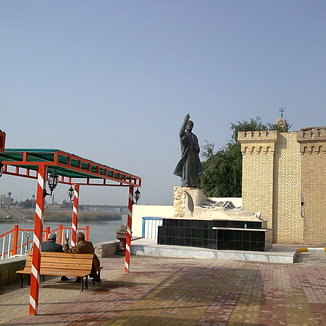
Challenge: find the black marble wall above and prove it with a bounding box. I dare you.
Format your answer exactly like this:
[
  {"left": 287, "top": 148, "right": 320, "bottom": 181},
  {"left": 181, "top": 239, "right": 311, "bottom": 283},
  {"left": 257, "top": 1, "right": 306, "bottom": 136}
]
[{"left": 157, "top": 219, "right": 268, "bottom": 251}]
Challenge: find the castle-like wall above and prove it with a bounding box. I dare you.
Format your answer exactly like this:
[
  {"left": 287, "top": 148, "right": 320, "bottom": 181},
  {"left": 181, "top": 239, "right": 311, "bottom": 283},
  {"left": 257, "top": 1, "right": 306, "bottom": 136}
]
[
  {"left": 298, "top": 128, "right": 326, "bottom": 245},
  {"left": 239, "top": 127, "right": 326, "bottom": 245},
  {"left": 273, "top": 133, "right": 302, "bottom": 243},
  {"left": 238, "top": 131, "right": 277, "bottom": 234}
]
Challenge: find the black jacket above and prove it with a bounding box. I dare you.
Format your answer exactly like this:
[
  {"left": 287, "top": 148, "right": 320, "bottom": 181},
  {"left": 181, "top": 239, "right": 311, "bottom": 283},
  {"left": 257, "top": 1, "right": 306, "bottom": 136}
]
[{"left": 42, "top": 240, "right": 63, "bottom": 252}]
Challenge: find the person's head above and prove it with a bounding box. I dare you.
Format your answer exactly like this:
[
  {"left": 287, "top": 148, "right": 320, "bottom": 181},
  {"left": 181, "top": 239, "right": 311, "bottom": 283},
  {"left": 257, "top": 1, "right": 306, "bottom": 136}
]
[
  {"left": 185, "top": 120, "right": 194, "bottom": 131},
  {"left": 76, "top": 232, "right": 85, "bottom": 243},
  {"left": 48, "top": 233, "right": 56, "bottom": 242}
]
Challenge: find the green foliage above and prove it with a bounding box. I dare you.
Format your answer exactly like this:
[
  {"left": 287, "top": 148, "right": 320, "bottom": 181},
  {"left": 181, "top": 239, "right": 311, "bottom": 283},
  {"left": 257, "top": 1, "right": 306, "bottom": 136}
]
[
  {"left": 199, "top": 116, "right": 290, "bottom": 197},
  {"left": 60, "top": 199, "right": 72, "bottom": 208},
  {"left": 18, "top": 199, "right": 35, "bottom": 209},
  {"left": 199, "top": 142, "right": 242, "bottom": 197},
  {"left": 116, "top": 225, "right": 127, "bottom": 233},
  {"left": 230, "top": 116, "right": 267, "bottom": 141},
  {"left": 267, "top": 120, "right": 291, "bottom": 132},
  {"left": 201, "top": 140, "right": 215, "bottom": 160}
]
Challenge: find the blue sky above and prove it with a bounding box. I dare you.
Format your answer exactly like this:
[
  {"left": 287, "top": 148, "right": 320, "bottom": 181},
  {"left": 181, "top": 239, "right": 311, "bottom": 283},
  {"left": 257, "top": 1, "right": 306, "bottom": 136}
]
[{"left": 1, "top": 1, "right": 325, "bottom": 205}]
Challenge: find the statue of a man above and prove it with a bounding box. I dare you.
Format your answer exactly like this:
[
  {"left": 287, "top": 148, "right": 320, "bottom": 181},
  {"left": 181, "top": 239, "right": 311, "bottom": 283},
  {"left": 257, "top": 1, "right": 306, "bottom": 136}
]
[{"left": 174, "top": 114, "right": 203, "bottom": 187}]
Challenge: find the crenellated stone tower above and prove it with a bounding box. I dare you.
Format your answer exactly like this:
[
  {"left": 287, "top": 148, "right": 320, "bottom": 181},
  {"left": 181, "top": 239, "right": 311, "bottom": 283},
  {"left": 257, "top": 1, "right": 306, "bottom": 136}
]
[
  {"left": 297, "top": 127, "right": 326, "bottom": 245},
  {"left": 239, "top": 127, "right": 326, "bottom": 245},
  {"left": 238, "top": 130, "right": 277, "bottom": 232}
]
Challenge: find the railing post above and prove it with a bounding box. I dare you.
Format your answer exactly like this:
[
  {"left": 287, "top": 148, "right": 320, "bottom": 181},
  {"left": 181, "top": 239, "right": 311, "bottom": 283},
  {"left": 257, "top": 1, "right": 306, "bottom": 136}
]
[
  {"left": 58, "top": 225, "right": 63, "bottom": 245},
  {"left": 7, "top": 233, "right": 11, "bottom": 258},
  {"left": 29, "top": 164, "right": 46, "bottom": 315},
  {"left": 85, "top": 225, "right": 89, "bottom": 241},
  {"left": 1, "top": 237, "right": 5, "bottom": 260},
  {"left": 20, "top": 231, "right": 24, "bottom": 255},
  {"left": 71, "top": 184, "right": 80, "bottom": 246},
  {"left": 12, "top": 225, "right": 19, "bottom": 256},
  {"left": 124, "top": 186, "right": 134, "bottom": 272},
  {"left": 45, "top": 226, "right": 50, "bottom": 241}
]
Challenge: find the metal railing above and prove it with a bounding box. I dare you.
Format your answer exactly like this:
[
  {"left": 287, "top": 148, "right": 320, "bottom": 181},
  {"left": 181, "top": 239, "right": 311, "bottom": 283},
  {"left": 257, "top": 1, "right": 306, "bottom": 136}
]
[{"left": 0, "top": 224, "right": 89, "bottom": 259}]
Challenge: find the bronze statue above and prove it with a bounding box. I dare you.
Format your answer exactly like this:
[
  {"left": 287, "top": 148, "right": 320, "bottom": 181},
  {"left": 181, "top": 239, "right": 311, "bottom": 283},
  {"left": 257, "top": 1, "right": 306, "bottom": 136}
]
[{"left": 174, "top": 114, "right": 203, "bottom": 187}]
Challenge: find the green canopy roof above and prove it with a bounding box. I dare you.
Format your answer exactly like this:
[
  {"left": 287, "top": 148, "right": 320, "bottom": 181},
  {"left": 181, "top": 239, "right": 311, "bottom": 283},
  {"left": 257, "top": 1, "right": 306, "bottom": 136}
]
[{"left": 0, "top": 148, "right": 141, "bottom": 187}]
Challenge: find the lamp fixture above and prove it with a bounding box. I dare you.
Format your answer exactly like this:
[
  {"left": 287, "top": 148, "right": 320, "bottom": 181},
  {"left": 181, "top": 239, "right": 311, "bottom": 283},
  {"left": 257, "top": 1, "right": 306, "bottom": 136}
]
[
  {"left": 134, "top": 188, "right": 140, "bottom": 204},
  {"left": 43, "top": 172, "right": 59, "bottom": 197},
  {"left": 68, "top": 186, "right": 74, "bottom": 202}
]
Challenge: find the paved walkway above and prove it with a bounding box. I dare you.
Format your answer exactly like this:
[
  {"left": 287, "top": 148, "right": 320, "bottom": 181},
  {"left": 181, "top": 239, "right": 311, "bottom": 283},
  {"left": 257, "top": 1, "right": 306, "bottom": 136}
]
[{"left": 0, "top": 253, "right": 326, "bottom": 326}]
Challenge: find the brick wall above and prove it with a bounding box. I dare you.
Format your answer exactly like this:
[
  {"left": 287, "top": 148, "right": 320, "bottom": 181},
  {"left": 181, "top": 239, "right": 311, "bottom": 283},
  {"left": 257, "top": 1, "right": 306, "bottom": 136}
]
[
  {"left": 239, "top": 127, "right": 326, "bottom": 245},
  {"left": 298, "top": 128, "right": 326, "bottom": 245},
  {"left": 239, "top": 130, "right": 277, "bottom": 234},
  {"left": 273, "top": 133, "right": 303, "bottom": 243}
]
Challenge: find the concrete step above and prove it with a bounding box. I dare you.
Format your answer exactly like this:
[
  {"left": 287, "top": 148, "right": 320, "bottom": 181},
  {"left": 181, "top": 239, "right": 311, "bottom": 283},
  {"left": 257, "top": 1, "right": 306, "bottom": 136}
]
[{"left": 131, "top": 238, "right": 296, "bottom": 263}]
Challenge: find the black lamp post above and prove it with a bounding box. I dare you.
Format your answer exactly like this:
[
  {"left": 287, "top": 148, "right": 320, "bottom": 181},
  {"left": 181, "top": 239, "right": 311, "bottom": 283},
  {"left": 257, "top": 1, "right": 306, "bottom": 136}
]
[
  {"left": 43, "top": 172, "right": 59, "bottom": 197},
  {"left": 134, "top": 188, "right": 140, "bottom": 204},
  {"left": 68, "top": 186, "right": 74, "bottom": 202},
  {"left": 0, "top": 162, "right": 3, "bottom": 177}
]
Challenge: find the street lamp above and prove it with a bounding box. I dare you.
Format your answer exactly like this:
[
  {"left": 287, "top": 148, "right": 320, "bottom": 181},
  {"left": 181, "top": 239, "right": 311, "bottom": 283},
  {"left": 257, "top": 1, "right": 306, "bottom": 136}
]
[
  {"left": 134, "top": 188, "right": 140, "bottom": 204},
  {"left": 68, "top": 186, "right": 74, "bottom": 202},
  {"left": 0, "top": 162, "right": 3, "bottom": 177},
  {"left": 43, "top": 172, "right": 59, "bottom": 197}
]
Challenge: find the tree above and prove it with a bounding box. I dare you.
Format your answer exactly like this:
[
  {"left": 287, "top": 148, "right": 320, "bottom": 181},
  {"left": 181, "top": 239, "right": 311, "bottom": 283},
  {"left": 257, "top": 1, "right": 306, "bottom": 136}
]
[
  {"left": 18, "top": 199, "right": 34, "bottom": 209},
  {"left": 60, "top": 199, "right": 71, "bottom": 209},
  {"left": 230, "top": 117, "right": 268, "bottom": 142},
  {"left": 199, "top": 141, "right": 243, "bottom": 197},
  {"left": 201, "top": 141, "right": 215, "bottom": 160},
  {"left": 198, "top": 117, "right": 290, "bottom": 197}
]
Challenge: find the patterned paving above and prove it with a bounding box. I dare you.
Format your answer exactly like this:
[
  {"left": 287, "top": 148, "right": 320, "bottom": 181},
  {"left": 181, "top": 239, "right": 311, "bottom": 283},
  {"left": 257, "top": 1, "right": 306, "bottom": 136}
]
[{"left": 0, "top": 253, "right": 325, "bottom": 326}]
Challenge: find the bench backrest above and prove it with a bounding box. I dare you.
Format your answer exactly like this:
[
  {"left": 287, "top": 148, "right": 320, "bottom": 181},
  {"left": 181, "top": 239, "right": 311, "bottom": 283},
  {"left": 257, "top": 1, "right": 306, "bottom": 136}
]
[{"left": 24, "top": 252, "right": 93, "bottom": 274}]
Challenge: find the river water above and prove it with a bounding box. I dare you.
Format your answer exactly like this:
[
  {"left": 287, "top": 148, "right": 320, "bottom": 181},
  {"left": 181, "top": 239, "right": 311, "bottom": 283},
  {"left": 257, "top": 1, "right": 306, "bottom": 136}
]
[{"left": 0, "top": 216, "right": 126, "bottom": 243}]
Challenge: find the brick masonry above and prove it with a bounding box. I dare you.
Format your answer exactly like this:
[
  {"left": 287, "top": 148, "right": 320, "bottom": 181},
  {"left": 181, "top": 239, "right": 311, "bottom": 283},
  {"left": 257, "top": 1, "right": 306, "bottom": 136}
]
[
  {"left": 239, "top": 127, "right": 326, "bottom": 245},
  {"left": 273, "top": 132, "right": 303, "bottom": 243},
  {"left": 298, "top": 128, "right": 326, "bottom": 245},
  {"left": 239, "top": 130, "right": 277, "bottom": 233}
]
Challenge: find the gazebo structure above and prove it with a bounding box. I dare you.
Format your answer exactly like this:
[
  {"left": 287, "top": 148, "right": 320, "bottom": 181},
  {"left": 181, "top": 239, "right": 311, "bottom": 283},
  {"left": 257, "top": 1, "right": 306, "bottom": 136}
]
[{"left": 0, "top": 131, "right": 141, "bottom": 315}]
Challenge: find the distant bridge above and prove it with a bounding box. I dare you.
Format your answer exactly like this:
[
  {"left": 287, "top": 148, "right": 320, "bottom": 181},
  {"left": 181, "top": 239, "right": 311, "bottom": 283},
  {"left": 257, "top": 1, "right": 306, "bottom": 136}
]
[{"left": 79, "top": 204, "right": 128, "bottom": 214}]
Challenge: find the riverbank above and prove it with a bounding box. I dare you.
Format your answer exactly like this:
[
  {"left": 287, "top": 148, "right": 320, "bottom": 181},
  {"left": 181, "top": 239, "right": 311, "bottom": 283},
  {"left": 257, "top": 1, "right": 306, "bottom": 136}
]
[{"left": 0, "top": 208, "right": 121, "bottom": 223}]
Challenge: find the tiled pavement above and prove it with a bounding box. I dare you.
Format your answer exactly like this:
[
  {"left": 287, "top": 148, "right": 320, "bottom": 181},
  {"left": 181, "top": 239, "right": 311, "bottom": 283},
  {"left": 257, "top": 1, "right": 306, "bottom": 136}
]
[{"left": 0, "top": 253, "right": 325, "bottom": 326}]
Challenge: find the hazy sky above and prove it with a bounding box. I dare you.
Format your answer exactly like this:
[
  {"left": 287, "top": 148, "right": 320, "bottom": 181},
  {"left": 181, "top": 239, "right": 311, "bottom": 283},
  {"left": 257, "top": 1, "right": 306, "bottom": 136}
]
[{"left": 1, "top": 1, "right": 325, "bottom": 206}]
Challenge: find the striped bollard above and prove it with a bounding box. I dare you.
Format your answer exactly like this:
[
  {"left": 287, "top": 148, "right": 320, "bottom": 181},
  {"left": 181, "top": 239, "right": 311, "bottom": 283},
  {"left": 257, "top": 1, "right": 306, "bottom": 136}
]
[
  {"left": 124, "top": 186, "right": 134, "bottom": 272},
  {"left": 71, "top": 184, "right": 79, "bottom": 247},
  {"left": 29, "top": 165, "right": 46, "bottom": 315}
]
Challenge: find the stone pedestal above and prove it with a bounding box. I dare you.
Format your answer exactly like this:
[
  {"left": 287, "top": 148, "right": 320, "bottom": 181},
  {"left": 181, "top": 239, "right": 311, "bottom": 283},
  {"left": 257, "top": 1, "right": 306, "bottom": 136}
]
[
  {"left": 173, "top": 186, "right": 264, "bottom": 222},
  {"left": 173, "top": 187, "right": 205, "bottom": 218}
]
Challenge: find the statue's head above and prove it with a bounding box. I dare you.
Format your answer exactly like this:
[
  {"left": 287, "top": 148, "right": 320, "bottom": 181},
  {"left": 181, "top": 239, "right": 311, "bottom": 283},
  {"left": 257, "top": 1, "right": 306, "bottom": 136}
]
[{"left": 186, "top": 120, "right": 194, "bottom": 131}]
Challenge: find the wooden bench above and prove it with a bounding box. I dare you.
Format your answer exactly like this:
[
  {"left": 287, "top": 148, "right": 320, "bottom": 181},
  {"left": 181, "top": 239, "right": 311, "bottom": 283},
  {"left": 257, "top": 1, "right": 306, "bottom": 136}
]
[{"left": 16, "top": 252, "right": 99, "bottom": 291}]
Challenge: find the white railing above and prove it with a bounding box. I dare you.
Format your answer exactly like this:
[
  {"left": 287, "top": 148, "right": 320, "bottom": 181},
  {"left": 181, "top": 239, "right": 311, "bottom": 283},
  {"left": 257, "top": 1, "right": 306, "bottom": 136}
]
[
  {"left": 0, "top": 229, "right": 33, "bottom": 259},
  {"left": 0, "top": 224, "right": 89, "bottom": 259}
]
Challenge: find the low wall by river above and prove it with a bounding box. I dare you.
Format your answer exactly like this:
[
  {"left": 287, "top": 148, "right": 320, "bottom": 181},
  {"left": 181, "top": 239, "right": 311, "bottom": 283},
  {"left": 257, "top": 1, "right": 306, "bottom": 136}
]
[
  {"left": 0, "top": 256, "right": 26, "bottom": 285},
  {"left": 0, "top": 240, "right": 120, "bottom": 285}
]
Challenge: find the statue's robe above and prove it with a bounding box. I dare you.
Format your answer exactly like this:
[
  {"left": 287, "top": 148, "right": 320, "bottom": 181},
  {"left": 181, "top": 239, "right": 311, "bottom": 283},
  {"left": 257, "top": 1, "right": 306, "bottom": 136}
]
[{"left": 174, "top": 130, "right": 203, "bottom": 187}]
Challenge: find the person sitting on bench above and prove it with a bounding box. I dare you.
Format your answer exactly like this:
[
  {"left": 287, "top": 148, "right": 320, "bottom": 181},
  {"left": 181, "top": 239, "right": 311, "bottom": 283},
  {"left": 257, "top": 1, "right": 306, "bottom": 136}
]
[
  {"left": 42, "top": 232, "right": 63, "bottom": 252},
  {"left": 42, "top": 233, "right": 68, "bottom": 281},
  {"left": 63, "top": 231, "right": 100, "bottom": 282}
]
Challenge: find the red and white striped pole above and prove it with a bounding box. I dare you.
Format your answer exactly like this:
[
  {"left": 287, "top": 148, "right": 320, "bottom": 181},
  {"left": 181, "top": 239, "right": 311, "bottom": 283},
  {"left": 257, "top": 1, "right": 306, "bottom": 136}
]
[
  {"left": 29, "top": 165, "right": 46, "bottom": 315},
  {"left": 71, "top": 184, "right": 79, "bottom": 247},
  {"left": 124, "top": 186, "right": 134, "bottom": 272}
]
